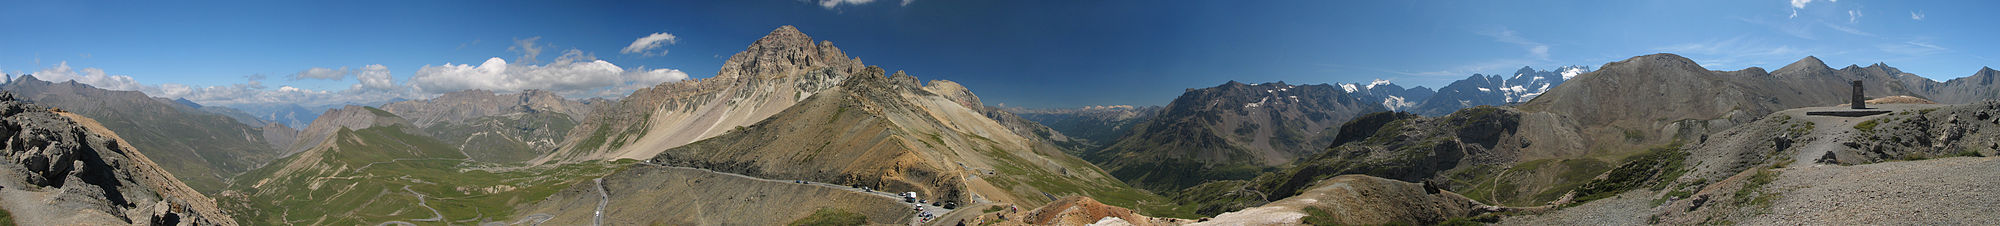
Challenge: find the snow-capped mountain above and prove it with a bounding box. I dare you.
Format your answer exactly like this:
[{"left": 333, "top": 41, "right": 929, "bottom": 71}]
[
  {"left": 1405, "top": 65, "right": 1591, "bottom": 116},
  {"left": 1341, "top": 79, "right": 1435, "bottom": 111}
]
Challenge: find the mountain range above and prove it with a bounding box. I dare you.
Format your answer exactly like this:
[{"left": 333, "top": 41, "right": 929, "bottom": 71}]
[
  {"left": 0, "top": 75, "right": 285, "bottom": 193},
  {"left": 8, "top": 24, "right": 2000, "bottom": 225}
]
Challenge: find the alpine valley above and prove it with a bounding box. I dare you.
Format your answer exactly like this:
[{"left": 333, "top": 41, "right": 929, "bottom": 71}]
[{"left": 5, "top": 6, "right": 2000, "bottom": 225}]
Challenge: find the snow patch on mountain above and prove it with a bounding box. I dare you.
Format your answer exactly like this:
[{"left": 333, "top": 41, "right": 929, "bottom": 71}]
[{"left": 1561, "top": 66, "right": 1587, "bottom": 80}]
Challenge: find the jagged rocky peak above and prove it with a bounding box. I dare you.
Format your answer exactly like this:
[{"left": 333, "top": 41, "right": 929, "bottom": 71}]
[
  {"left": 888, "top": 70, "right": 923, "bottom": 89},
  {"left": 715, "top": 25, "right": 866, "bottom": 80}
]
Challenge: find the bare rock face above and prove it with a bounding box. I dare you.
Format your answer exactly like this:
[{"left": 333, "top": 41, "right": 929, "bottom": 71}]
[
  {"left": 0, "top": 92, "right": 236, "bottom": 225},
  {"left": 258, "top": 123, "right": 297, "bottom": 152},
  {"left": 714, "top": 25, "right": 865, "bottom": 80}
]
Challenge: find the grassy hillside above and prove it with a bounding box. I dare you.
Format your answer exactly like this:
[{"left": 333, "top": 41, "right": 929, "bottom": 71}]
[{"left": 221, "top": 126, "right": 627, "bottom": 225}]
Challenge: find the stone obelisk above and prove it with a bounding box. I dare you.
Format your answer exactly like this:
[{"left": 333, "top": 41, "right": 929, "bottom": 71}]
[{"left": 1851, "top": 81, "right": 1866, "bottom": 109}]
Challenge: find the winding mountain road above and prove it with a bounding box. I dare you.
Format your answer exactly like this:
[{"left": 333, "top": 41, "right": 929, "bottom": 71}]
[{"left": 635, "top": 162, "right": 949, "bottom": 224}]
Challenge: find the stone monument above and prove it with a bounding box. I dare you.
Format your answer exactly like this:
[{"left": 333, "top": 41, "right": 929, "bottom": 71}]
[
  {"left": 1807, "top": 81, "right": 1891, "bottom": 117},
  {"left": 1850, "top": 81, "right": 1866, "bottom": 109}
]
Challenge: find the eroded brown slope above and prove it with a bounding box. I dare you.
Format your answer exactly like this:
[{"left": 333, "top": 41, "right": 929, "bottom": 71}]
[
  {"left": 538, "top": 25, "right": 866, "bottom": 164},
  {"left": 647, "top": 66, "right": 1134, "bottom": 208}
]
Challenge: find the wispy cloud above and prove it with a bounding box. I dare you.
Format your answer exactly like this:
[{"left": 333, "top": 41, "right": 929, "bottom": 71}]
[
  {"left": 456, "top": 39, "right": 482, "bottom": 50},
  {"left": 1910, "top": 11, "right": 1925, "bottom": 20},
  {"left": 1824, "top": 23, "right": 1872, "bottom": 36},
  {"left": 290, "top": 67, "right": 351, "bottom": 80},
  {"left": 1879, "top": 40, "right": 1948, "bottom": 56},
  {"left": 1847, "top": 9, "right": 1862, "bottom": 23},
  {"left": 620, "top": 32, "right": 679, "bottom": 56},
  {"left": 1653, "top": 36, "right": 1810, "bottom": 68},
  {"left": 1483, "top": 28, "right": 1551, "bottom": 61},
  {"left": 508, "top": 36, "right": 545, "bottom": 64}
]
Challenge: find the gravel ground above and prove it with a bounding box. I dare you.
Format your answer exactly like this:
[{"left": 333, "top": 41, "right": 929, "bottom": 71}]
[
  {"left": 1495, "top": 190, "right": 1655, "bottom": 225},
  {"left": 1745, "top": 156, "right": 2000, "bottom": 225}
]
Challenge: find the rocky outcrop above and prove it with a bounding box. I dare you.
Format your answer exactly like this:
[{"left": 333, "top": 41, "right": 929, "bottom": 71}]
[
  {"left": 1845, "top": 101, "right": 2000, "bottom": 162},
  {"left": 0, "top": 75, "right": 281, "bottom": 193},
  {"left": 0, "top": 92, "right": 236, "bottom": 225}
]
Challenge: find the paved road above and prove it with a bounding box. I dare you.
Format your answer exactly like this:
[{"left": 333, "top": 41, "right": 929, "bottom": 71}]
[
  {"left": 404, "top": 185, "right": 445, "bottom": 222},
  {"left": 634, "top": 162, "right": 953, "bottom": 225},
  {"left": 593, "top": 178, "right": 607, "bottom": 226}
]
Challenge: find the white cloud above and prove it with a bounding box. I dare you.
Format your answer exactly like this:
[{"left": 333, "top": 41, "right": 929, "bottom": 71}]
[
  {"left": 901, "top": 0, "right": 914, "bottom": 6},
  {"left": 291, "top": 66, "right": 351, "bottom": 80},
  {"left": 1847, "top": 9, "right": 1862, "bottom": 23},
  {"left": 819, "top": 0, "right": 876, "bottom": 9},
  {"left": 411, "top": 49, "right": 686, "bottom": 97},
  {"left": 1910, "top": 11, "right": 1924, "bottom": 20},
  {"left": 621, "top": 32, "right": 679, "bottom": 56},
  {"left": 30, "top": 61, "right": 148, "bottom": 91},
  {"left": 355, "top": 64, "right": 395, "bottom": 90},
  {"left": 1791, "top": 0, "right": 1813, "bottom": 9}
]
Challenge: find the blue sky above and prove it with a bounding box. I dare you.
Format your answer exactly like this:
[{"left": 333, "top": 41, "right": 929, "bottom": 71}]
[{"left": 1, "top": 0, "right": 1993, "bottom": 108}]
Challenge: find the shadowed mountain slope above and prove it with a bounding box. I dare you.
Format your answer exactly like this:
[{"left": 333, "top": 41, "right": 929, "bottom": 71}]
[
  {"left": 0, "top": 92, "right": 236, "bottom": 225},
  {"left": 0, "top": 75, "right": 281, "bottom": 193}
]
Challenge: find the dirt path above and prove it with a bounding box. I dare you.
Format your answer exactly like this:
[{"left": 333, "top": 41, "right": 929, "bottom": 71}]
[{"left": 1748, "top": 156, "right": 2000, "bottom": 225}]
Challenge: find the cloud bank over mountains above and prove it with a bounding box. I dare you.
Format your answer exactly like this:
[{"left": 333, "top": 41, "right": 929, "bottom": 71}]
[{"left": 16, "top": 48, "right": 685, "bottom": 107}]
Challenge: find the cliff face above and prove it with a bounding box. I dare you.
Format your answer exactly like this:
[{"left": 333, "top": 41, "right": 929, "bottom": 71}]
[{"left": 0, "top": 92, "right": 237, "bottom": 225}]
